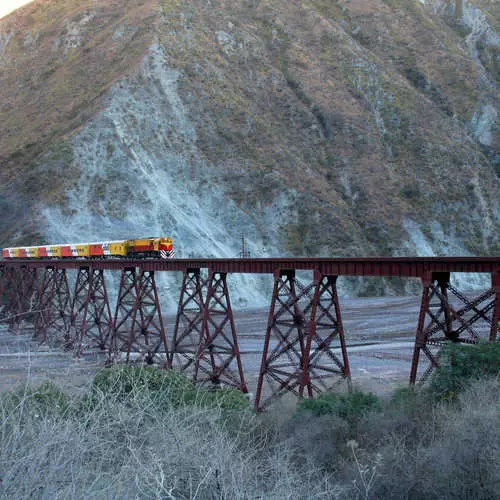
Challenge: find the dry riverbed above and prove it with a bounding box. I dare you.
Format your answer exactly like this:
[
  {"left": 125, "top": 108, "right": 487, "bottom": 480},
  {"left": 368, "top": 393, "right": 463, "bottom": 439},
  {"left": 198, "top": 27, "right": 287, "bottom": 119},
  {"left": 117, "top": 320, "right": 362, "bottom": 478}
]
[{"left": 0, "top": 295, "right": 427, "bottom": 397}]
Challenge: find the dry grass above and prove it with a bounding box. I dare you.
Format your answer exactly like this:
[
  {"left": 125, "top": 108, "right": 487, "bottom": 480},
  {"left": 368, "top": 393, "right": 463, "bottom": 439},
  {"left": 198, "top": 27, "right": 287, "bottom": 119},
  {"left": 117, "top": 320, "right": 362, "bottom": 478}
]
[
  {"left": 0, "top": 368, "right": 341, "bottom": 499},
  {"left": 0, "top": 366, "right": 498, "bottom": 499}
]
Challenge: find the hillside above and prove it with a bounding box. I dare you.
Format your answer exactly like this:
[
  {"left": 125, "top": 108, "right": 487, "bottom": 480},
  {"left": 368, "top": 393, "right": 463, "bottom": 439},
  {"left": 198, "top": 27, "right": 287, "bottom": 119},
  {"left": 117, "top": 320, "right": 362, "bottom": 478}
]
[{"left": 0, "top": 0, "right": 498, "bottom": 279}]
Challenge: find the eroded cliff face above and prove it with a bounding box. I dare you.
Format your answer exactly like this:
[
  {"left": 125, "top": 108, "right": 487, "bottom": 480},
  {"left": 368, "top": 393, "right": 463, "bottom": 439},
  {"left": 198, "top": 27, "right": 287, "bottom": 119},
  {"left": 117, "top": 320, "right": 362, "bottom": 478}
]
[{"left": 0, "top": 0, "right": 499, "bottom": 298}]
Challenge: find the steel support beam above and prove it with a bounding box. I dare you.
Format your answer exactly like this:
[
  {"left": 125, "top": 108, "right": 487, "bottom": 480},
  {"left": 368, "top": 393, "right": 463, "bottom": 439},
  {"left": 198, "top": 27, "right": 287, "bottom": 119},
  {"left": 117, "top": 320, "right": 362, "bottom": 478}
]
[
  {"left": 410, "top": 272, "right": 497, "bottom": 384},
  {"left": 489, "top": 271, "right": 500, "bottom": 341},
  {"left": 300, "top": 271, "right": 351, "bottom": 398},
  {"left": 194, "top": 270, "right": 247, "bottom": 392},
  {"left": 255, "top": 270, "right": 310, "bottom": 410},
  {"left": 170, "top": 269, "right": 205, "bottom": 370},
  {"left": 110, "top": 268, "right": 169, "bottom": 364},
  {"left": 255, "top": 270, "right": 351, "bottom": 410},
  {"left": 0, "top": 267, "right": 20, "bottom": 324},
  {"left": 50, "top": 268, "right": 72, "bottom": 346},
  {"left": 4, "top": 266, "right": 38, "bottom": 333},
  {"left": 33, "top": 266, "right": 57, "bottom": 343},
  {"left": 71, "top": 267, "right": 113, "bottom": 354}
]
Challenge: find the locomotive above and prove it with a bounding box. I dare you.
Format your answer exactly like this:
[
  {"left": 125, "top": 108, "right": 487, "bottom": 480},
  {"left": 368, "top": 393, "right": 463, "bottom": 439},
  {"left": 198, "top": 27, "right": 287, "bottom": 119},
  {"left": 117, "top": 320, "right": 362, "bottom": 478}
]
[{"left": 2, "top": 237, "right": 174, "bottom": 259}]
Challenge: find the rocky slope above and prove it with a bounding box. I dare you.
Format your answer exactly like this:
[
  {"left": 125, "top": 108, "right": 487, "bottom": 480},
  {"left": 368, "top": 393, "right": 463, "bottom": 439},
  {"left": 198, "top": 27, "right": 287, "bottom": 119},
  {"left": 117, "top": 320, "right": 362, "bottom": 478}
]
[{"left": 0, "top": 0, "right": 499, "bottom": 296}]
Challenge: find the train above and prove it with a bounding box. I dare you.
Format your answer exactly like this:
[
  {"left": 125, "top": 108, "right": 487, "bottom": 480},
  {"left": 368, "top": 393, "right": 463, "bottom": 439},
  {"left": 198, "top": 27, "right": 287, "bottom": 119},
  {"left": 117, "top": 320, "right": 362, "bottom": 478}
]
[{"left": 2, "top": 237, "right": 175, "bottom": 259}]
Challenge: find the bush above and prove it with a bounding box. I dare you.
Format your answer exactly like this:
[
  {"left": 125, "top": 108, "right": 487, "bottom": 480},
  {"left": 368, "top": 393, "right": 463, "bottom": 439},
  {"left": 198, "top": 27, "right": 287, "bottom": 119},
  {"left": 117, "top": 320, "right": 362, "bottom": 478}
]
[
  {"left": 296, "top": 391, "right": 381, "bottom": 431},
  {"left": 367, "top": 377, "right": 500, "bottom": 499},
  {"left": 91, "top": 365, "right": 195, "bottom": 407},
  {"left": 429, "top": 342, "right": 500, "bottom": 401},
  {"left": 1, "top": 380, "right": 70, "bottom": 418},
  {"left": 194, "top": 387, "right": 249, "bottom": 411},
  {"left": 90, "top": 365, "right": 249, "bottom": 412}
]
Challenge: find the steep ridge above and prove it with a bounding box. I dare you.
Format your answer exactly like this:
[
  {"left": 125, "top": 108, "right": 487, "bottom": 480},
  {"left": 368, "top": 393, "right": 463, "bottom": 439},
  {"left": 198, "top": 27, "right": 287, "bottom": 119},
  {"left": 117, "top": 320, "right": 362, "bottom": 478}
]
[{"left": 0, "top": 0, "right": 498, "bottom": 296}]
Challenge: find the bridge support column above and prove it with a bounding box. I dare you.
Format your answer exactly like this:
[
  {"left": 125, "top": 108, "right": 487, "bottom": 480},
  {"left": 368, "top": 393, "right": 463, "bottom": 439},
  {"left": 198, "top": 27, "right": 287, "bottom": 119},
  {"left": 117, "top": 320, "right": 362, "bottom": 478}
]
[
  {"left": 300, "top": 271, "right": 351, "bottom": 398},
  {"left": 255, "top": 269, "right": 308, "bottom": 410},
  {"left": 5, "top": 267, "right": 38, "bottom": 333},
  {"left": 32, "top": 267, "right": 72, "bottom": 344},
  {"left": 170, "top": 269, "right": 205, "bottom": 370},
  {"left": 489, "top": 271, "right": 500, "bottom": 342},
  {"left": 71, "top": 267, "right": 113, "bottom": 353},
  {"left": 33, "top": 266, "right": 57, "bottom": 343},
  {"left": 410, "top": 272, "right": 497, "bottom": 384},
  {"left": 0, "top": 267, "right": 20, "bottom": 326},
  {"left": 194, "top": 270, "right": 247, "bottom": 392},
  {"left": 255, "top": 270, "right": 350, "bottom": 411},
  {"left": 51, "top": 268, "right": 72, "bottom": 346},
  {"left": 0, "top": 265, "right": 5, "bottom": 312},
  {"left": 110, "top": 268, "right": 169, "bottom": 364}
]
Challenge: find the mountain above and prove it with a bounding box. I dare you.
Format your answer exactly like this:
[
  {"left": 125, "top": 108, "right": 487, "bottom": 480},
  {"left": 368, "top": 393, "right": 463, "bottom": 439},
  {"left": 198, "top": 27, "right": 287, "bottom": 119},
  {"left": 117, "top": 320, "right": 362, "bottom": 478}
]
[{"left": 0, "top": 0, "right": 499, "bottom": 296}]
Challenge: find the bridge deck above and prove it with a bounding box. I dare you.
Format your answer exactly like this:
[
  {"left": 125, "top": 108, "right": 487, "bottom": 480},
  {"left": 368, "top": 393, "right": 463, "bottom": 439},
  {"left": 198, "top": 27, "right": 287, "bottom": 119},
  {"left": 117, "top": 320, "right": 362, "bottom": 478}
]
[{"left": 1, "top": 257, "right": 499, "bottom": 276}]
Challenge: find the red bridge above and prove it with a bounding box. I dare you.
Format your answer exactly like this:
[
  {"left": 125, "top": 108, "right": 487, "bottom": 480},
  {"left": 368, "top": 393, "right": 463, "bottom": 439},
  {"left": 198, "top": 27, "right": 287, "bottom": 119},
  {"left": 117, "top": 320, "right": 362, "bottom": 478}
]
[{"left": 1, "top": 257, "right": 499, "bottom": 410}]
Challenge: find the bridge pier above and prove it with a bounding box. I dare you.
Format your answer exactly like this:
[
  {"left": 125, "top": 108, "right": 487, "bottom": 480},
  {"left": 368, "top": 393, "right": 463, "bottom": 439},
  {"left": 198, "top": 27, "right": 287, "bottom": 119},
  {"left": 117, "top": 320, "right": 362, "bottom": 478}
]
[
  {"left": 300, "top": 271, "right": 351, "bottom": 397},
  {"left": 0, "top": 267, "right": 19, "bottom": 326},
  {"left": 32, "top": 267, "right": 72, "bottom": 344},
  {"left": 71, "top": 267, "right": 113, "bottom": 353},
  {"left": 255, "top": 269, "right": 350, "bottom": 411},
  {"left": 170, "top": 268, "right": 205, "bottom": 370},
  {"left": 50, "top": 268, "right": 72, "bottom": 346},
  {"left": 10, "top": 267, "right": 38, "bottom": 333},
  {"left": 194, "top": 270, "right": 247, "bottom": 392},
  {"left": 490, "top": 271, "right": 500, "bottom": 342},
  {"left": 0, "top": 265, "right": 5, "bottom": 314},
  {"left": 110, "top": 268, "right": 169, "bottom": 364},
  {"left": 33, "top": 266, "right": 57, "bottom": 343},
  {"left": 410, "top": 271, "right": 498, "bottom": 384}
]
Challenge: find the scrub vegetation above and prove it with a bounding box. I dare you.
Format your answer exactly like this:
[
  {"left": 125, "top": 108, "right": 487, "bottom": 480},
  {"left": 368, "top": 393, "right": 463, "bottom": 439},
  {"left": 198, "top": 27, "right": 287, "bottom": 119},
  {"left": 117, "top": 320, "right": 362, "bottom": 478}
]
[{"left": 0, "top": 343, "right": 499, "bottom": 498}]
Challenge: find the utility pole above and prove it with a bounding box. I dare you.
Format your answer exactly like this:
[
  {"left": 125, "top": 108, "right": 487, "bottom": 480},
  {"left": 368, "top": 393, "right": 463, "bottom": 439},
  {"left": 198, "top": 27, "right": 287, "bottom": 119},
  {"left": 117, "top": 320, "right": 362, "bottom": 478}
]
[{"left": 240, "top": 233, "right": 250, "bottom": 258}]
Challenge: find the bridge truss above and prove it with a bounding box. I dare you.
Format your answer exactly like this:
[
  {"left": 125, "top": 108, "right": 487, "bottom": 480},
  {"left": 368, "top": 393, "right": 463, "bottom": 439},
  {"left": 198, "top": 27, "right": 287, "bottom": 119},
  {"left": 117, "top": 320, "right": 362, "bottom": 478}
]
[{"left": 0, "top": 257, "right": 498, "bottom": 410}]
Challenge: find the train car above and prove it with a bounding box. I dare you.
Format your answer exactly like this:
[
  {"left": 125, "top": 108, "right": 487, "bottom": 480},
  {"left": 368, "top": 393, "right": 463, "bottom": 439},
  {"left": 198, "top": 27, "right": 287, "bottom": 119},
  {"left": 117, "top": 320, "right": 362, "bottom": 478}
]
[
  {"left": 48, "top": 246, "right": 62, "bottom": 258},
  {"left": 2, "top": 237, "right": 174, "bottom": 259},
  {"left": 128, "top": 237, "right": 174, "bottom": 258},
  {"left": 26, "top": 247, "right": 39, "bottom": 258},
  {"left": 89, "top": 241, "right": 128, "bottom": 258},
  {"left": 38, "top": 246, "right": 49, "bottom": 258}
]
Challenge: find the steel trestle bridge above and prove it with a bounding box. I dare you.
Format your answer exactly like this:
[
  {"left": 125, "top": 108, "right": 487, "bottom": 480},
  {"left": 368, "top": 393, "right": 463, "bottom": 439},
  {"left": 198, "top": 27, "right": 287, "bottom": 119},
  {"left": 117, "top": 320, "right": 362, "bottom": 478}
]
[{"left": 1, "top": 256, "right": 499, "bottom": 410}]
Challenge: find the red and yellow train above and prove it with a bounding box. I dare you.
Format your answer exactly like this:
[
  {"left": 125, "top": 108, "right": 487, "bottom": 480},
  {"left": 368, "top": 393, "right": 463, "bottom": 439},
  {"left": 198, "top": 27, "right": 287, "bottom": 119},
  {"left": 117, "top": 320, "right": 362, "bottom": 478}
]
[{"left": 2, "top": 237, "right": 174, "bottom": 259}]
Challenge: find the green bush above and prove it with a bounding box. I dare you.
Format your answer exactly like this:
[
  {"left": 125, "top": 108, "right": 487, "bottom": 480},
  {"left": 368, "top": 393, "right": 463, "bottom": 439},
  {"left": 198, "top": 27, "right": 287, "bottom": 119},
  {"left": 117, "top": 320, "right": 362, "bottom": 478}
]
[
  {"left": 91, "top": 365, "right": 195, "bottom": 406},
  {"left": 429, "top": 342, "right": 500, "bottom": 401},
  {"left": 90, "top": 365, "right": 248, "bottom": 411},
  {"left": 296, "top": 391, "right": 381, "bottom": 428},
  {"left": 194, "top": 387, "right": 249, "bottom": 411},
  {"left": 1, "top": 381, "right": 70, "bottom": 418}
]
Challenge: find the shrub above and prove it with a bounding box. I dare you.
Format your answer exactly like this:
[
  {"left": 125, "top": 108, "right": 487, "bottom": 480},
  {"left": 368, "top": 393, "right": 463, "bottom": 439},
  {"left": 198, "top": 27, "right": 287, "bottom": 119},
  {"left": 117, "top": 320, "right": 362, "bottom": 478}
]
[
  {"left": 367, "top": 377, "right": 500, "bottom": 499},
  {"left": 90, "top": 365, "right": 196, "bottom": 407},
  {"left": 429, "top": 342, "right": 500, "bottom": 400},
  {"left": 194, "top": 387, "right": 249, "bottom": 411},
  {"left": 89, "top": 365, "right": 249, "bottom": 412},
  {"left": 1, "top": 380, "right": 70, "bottom": 418},
  {"left": 296, "top": 391, "right": 381, "bottom": 431}
]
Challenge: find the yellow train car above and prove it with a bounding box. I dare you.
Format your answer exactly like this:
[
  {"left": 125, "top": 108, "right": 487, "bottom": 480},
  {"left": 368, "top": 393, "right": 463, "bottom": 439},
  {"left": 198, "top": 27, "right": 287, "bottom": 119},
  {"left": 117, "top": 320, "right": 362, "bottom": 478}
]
[
  {"left": 108, "top": 241, "right": 128, "bottom": 256},
  {"left": 48, "top": 246, "right": 62, "bottom": 258},
  {"left": 26, "top": 247, "right": 39, "bottom": 258},
  {"left": 74, "top": 244, "right": 90, "bottom": 257}
]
